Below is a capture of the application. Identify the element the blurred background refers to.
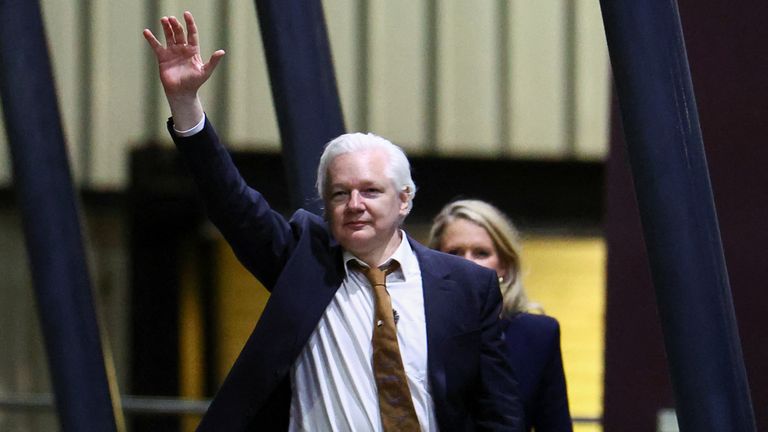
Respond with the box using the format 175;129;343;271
1;1;766;431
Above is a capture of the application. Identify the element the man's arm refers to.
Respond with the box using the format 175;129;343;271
143;12;296;288
142;11;224;129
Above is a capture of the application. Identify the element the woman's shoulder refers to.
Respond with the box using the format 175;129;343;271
504;312;561;342
502;313;563;381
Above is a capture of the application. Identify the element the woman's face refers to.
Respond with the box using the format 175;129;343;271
439;218;506;278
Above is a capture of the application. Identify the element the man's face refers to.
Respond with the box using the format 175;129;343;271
325;149;409;263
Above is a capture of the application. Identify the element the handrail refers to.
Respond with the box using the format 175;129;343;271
0;393;601;423
0;394;210;415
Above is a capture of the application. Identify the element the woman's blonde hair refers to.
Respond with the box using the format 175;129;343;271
428;199;535;317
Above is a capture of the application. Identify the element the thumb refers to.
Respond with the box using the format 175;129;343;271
203;49;226;78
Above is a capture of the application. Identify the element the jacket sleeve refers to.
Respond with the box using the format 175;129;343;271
531;320;573;432
474;269;525;431
169;117;296;289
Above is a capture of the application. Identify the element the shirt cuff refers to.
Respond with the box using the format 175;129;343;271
173;115;206;137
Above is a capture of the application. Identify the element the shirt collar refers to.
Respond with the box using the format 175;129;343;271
342;230;418;282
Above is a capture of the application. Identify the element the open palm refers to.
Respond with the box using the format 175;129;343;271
143;12;224;98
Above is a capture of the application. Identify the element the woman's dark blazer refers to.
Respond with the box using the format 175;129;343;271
502;313;573;431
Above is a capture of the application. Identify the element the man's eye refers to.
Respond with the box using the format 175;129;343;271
445;249;461;256
331;191;349;201
361;188;381;198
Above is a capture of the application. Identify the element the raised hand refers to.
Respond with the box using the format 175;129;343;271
143;11;225;128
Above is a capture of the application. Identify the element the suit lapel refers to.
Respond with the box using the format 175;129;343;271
294;237;457;354
416;244;458;345
410;239;462;400
285;241;345;355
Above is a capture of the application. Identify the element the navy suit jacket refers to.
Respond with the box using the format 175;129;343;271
502;313;572;432
171;119;522;431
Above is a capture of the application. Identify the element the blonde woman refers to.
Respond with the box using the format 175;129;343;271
429;199;572;432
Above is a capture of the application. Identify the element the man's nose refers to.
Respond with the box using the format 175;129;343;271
347;190;364;209
463;251;475;261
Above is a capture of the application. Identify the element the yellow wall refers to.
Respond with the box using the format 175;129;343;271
179;244;206;430
523;236;605;431
213;242;271;382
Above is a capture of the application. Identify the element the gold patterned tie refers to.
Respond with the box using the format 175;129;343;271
356;261;420;431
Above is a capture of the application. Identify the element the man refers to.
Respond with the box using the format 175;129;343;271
143;12;522;431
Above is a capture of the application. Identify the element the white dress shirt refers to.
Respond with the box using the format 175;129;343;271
172;115;206;136
289;232;438;431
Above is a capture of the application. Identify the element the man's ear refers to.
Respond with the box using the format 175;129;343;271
399;188;411;215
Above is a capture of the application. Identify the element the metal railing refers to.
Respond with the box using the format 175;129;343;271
1;393;601;425
0;394;210;416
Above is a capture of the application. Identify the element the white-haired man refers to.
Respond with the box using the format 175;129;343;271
144;12;522;432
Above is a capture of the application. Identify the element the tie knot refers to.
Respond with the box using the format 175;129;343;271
351;260;400;287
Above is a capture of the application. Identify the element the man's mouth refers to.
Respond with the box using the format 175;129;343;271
344;221;368;229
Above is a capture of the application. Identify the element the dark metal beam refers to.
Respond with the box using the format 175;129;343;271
253;0;346;214
0;0;120;430
598;1;756;430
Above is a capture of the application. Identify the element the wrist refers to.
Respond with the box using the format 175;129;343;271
166;91;198;106
167;94;204;131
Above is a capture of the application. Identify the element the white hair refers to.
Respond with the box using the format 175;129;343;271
316;132;417;213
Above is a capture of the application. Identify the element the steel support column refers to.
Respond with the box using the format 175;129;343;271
598;1;755;430
254;0;346;214
0;0;120;430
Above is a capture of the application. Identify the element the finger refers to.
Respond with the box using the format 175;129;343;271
203;50;226;78
184;11;199;47
142;29;163;52
161;16;175;45
169;15;187;45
